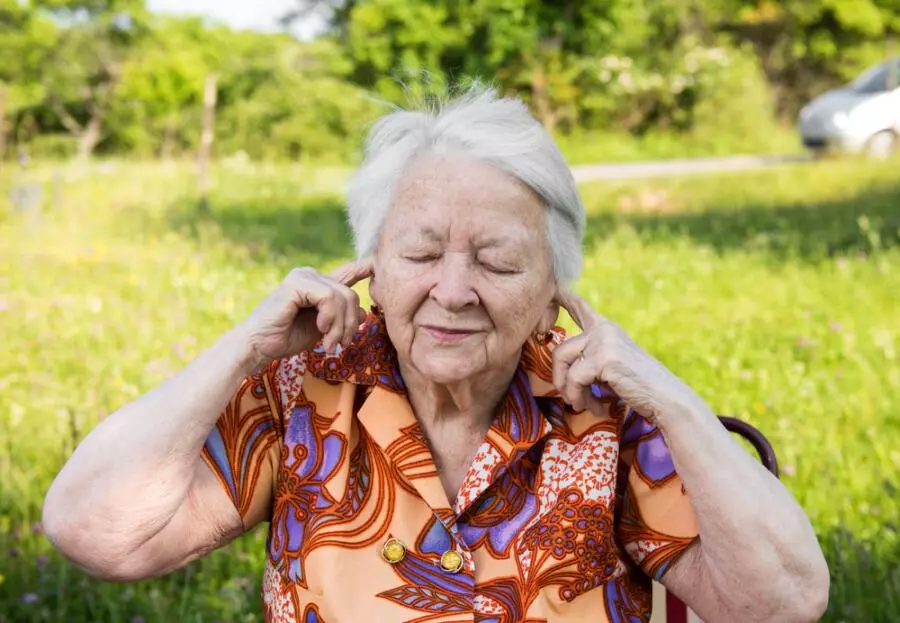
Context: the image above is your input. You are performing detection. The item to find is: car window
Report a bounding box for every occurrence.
[851,58,900,93]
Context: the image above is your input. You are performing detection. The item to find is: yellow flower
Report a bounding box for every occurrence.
[754,402,765,414]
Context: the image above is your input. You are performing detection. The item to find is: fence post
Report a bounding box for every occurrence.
[197,73,217,212]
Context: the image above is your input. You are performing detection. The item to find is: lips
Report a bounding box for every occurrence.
[422,325,479,343]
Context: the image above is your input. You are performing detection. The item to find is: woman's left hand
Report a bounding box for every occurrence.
[552,290,702,421]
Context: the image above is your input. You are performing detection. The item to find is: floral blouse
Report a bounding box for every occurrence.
[202,314,698,623]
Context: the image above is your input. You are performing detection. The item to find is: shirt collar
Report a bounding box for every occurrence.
[306,311,566,398]
[305,313,570,513]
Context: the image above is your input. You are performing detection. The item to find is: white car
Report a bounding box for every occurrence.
[798,58,900,158]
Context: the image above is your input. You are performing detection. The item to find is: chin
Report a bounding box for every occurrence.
[413,353,484,384]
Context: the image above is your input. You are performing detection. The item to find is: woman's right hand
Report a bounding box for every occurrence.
[239,261,373,369]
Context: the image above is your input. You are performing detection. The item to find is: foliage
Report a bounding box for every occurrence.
[0,158,898,621]
[0,0,55,117]
[1,0,899,162]
[26,0,152,160]
[725,0,900,115]
[105,17,217,157]
[212,35,383,162]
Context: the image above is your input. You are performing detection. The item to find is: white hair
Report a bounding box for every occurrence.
[345,85,585,284]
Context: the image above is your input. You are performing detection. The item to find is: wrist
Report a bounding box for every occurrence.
[219,323,269,377]
[652,388,714,430]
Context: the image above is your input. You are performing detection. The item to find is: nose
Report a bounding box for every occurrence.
[429,254,479,312]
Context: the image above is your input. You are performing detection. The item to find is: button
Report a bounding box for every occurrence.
[439,549,463,573]
[381,538,406,564]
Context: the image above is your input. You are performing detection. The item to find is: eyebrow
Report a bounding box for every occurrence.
[476,235,518,249]
[398,226,526,249]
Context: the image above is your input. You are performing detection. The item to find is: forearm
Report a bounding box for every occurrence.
[656,394,828,613]
[43,325,256,549]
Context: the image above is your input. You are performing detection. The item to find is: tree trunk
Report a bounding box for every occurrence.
[159,121,176,161]
[77,112,103,164]
[56,78,116,165]
[197,73,218,212]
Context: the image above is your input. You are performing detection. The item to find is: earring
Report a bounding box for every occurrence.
[534,330,553,345]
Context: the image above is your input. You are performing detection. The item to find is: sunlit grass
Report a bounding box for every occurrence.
[555,126,803,165]
[1,158,897,621]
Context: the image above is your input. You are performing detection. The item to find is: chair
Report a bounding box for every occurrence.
[656,416,779,623]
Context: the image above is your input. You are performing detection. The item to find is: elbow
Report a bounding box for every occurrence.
[775,550,830,623]
[43,519,148,582]
[43,500,105,581]
[795,555,830,622]
[42,483,83,567]
[785,588,829,623]
[729,550,830,623]
[42,487,141,583]
[770,514,831,622]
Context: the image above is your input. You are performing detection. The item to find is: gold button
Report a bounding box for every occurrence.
[381,538,406,564]
[439,549,463,573]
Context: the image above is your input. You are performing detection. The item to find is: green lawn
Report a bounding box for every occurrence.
[1,158,898,622]
[555,125,803,165]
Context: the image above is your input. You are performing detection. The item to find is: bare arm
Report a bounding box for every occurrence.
[42,328,256,581]
[42,264,371,581]
[655,397,829,623]
[553,291,829,623]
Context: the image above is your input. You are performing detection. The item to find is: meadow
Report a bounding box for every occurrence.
[0,157,898,622]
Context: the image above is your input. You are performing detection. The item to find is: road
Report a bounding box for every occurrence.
[570,153,811,182]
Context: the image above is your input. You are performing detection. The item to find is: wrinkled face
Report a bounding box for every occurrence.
[371,155,557,385]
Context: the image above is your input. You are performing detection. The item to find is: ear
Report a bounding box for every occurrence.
[368,261,381,308]
[534,298,560,335]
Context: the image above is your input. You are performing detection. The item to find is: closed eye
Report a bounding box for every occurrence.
[404,254,440,263]
[480,261,519,275]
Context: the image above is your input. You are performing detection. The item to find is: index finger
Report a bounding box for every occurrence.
[555,289,606,332]
[329,258,374,287]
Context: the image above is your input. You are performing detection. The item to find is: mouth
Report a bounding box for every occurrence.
[421,325,480,343]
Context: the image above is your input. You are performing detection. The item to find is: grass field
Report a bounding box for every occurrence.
[1,157,898,622]
[555,125,803,165]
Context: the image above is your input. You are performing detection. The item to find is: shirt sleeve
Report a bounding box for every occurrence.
[201,357,297,529]
[615,407,699,581]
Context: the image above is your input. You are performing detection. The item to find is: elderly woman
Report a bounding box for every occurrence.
[43,88,828,623]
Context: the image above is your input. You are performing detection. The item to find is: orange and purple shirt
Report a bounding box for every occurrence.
[202,314,698,622]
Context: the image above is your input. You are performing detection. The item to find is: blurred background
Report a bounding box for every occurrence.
[0,1,898,621]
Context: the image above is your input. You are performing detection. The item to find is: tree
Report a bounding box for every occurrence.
[724,0,900,118]
[287,0,733,133]
[287,0,618,131]
[106,16,221,157]
[212,32,382,161]
[0,0,56,160]
[34,0,149,162]
[1,0,898,161]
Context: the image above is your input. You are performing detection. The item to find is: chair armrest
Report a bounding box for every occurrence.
[717,416,780,478]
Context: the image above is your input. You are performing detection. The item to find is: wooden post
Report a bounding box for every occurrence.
[197,73,217,212]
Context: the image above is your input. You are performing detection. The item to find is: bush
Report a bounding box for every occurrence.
[23,134,77,160]
[560,39,798,161]
[689,42,793,155]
